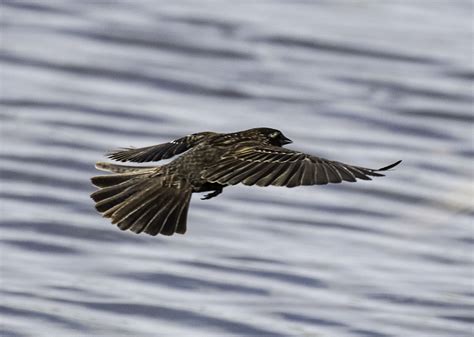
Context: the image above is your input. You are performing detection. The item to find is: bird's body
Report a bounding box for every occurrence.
[91,128,401,236]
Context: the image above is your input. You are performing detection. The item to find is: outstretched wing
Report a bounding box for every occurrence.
[202,144,401,188]
[108,131,217,163]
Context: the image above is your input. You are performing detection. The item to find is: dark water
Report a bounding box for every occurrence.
[1,1,473,336]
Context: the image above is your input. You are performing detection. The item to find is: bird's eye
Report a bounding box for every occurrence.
[270,132,279,138]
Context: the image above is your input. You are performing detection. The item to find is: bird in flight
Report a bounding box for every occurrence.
[91,128,401,236]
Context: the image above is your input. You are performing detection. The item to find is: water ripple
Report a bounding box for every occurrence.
[1,1,472,337]
[53,299,287,337]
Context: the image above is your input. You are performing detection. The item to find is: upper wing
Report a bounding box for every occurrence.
[107,132,217,163]
[202,144,401,188]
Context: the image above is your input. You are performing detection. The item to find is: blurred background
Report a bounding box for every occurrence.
[1,1,473,336]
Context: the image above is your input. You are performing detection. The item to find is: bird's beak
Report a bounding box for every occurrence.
[280,135,293,145]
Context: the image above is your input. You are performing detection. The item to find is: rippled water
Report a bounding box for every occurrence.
[1,1,473,336]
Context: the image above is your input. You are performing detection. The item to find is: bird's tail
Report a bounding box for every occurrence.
[91,163,192,236]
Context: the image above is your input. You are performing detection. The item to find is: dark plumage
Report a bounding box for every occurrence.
[91,127,401,236]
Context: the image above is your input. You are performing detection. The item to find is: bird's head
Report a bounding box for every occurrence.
[252,127,293,147]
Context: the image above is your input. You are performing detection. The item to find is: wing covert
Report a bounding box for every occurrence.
[108,132,217,163]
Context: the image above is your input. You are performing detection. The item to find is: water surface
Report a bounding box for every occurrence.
[1,1,473,336]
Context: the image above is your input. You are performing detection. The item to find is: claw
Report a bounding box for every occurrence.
[201,188,222,200]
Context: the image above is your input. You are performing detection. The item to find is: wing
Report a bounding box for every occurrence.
[202,144,401,188]
[108,131,217,163]
[95,162,156,173]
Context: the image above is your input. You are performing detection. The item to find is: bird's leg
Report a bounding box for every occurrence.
[201,186,223,200]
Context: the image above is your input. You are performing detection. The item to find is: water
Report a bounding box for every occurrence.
[1,1,473,336]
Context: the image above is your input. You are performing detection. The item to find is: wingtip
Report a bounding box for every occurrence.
[106,147,135,160]
[105,151,119,161]
[377,160,402,171]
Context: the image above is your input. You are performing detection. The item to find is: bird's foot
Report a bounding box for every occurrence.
[201,189,222,200]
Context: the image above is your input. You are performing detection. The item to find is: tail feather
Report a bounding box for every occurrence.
[143,197,179,236]
[91,178,139,203]
[91,173,145,188]
[176,199,190,234]
[91,164,192,236]
[94,180,151,213]
[129,202,162,234]
[111,182,161,222]
[160,202,183,236]
[113,186,167,230]
[116,196,162,231]
[160,192,192,235]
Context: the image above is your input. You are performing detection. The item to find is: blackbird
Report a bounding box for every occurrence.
[91,127,401,236]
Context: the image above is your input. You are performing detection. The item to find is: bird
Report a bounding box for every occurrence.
[91,127,401,236]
